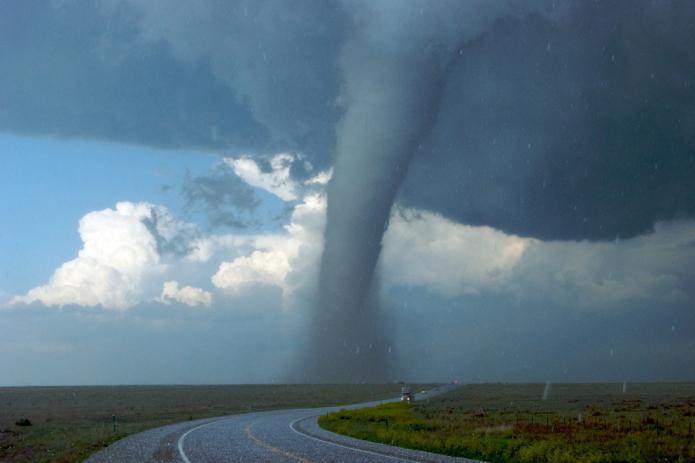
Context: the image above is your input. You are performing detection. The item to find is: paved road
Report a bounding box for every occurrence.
[86,385,482,463]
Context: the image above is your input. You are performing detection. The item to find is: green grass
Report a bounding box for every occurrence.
[319,383,695,463]
[0,383,421,462]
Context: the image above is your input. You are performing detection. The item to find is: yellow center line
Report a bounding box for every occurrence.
[244,422,317,463]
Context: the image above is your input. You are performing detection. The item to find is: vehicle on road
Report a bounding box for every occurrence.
[400,385,414,402]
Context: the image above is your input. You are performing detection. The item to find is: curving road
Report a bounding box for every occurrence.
[86,386,482,463]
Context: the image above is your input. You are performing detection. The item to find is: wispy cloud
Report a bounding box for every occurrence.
[182,163,259,229]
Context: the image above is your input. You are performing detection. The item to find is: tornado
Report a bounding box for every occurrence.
[301,1,564,382]
[304,40,446,382]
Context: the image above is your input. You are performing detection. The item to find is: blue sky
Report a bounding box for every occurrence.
[0,134,217,294]
[0,134,293,297]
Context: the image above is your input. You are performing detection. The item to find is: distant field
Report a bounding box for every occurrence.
[319,383,695,463]
[0,383,414,463]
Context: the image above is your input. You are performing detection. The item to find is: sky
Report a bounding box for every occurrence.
[1,0,694,385]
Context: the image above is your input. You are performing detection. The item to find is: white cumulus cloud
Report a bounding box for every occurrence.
[14,191,691,314]
[225,153,298,201]
[511,221,695,309]
[212,251,291,293]
[382,208,531,296]
[156,280,212,307]
[381,209,695,310]
[211,193,325,299]
[12,202,196,310]
[305,168,333,186]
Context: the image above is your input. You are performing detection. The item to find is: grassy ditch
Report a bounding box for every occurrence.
[0,383,416,462]
[318,383,695,463]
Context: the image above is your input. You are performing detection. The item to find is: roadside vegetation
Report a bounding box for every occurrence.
[319,383,695,463]
[0,383,419,463]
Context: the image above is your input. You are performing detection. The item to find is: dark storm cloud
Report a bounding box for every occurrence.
[141,206,200,257]
[3,0,695,382]
[401,1,695,241]
[2,1,694,240]
[99,0,346,173]
[182,164,259,229]
[0,0,329,163]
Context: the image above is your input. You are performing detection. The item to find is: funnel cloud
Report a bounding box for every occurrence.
[303,0,565,381]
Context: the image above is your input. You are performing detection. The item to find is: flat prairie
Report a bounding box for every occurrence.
[320,383,695,463]
[0,383,413,462]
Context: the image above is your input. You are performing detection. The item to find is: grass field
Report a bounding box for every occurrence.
[0,383,414,462]
[319,383,695,463]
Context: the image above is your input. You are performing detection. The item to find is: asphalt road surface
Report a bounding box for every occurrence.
[86,385,482,463]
